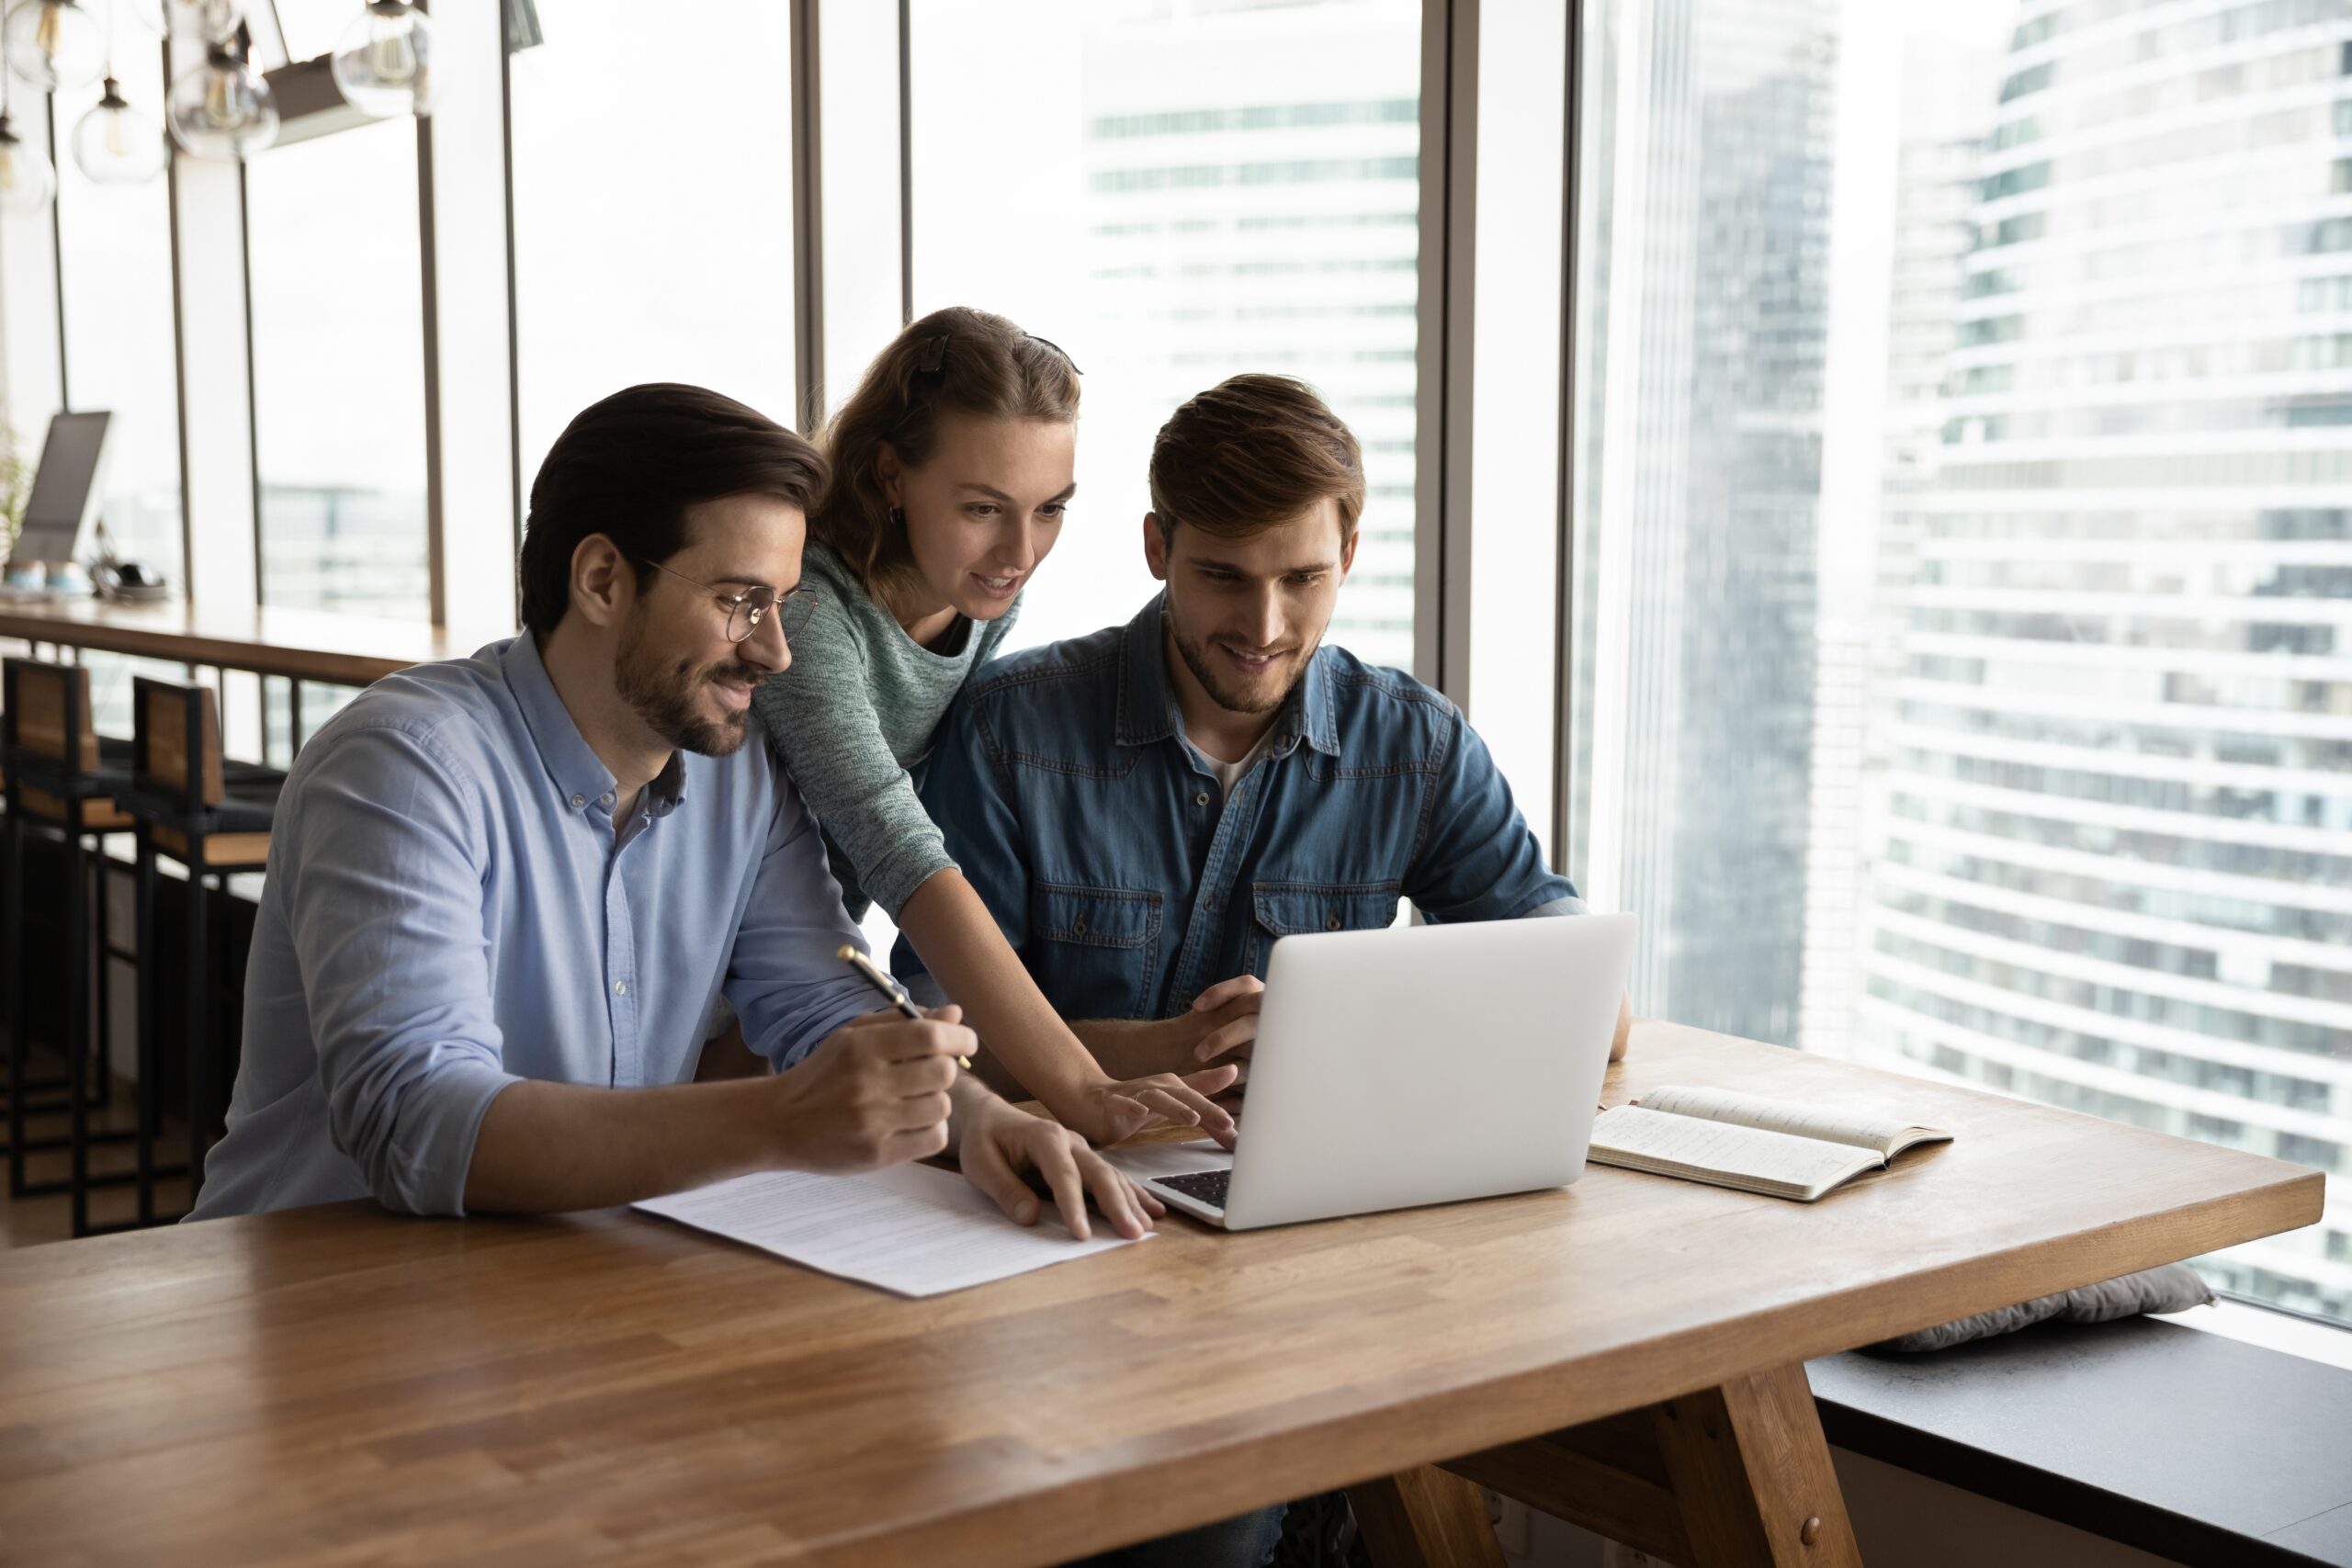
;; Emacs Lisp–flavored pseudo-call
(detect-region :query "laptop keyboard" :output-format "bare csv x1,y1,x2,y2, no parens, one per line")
1152,1168,1230,1211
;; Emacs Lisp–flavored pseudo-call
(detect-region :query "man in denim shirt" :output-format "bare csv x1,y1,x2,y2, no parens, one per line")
903,375,1629,1106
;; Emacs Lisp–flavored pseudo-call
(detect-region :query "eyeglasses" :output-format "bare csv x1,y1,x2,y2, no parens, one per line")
637,558,820,645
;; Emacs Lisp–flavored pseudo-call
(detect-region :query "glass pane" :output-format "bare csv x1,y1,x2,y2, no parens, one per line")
508,0,797,485
54,37,182,593
908,0,1420,668
1571,0,2351,1327
246,117,430,617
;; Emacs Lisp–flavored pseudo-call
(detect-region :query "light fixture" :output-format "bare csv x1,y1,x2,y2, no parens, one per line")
0,109,54,211
4,0,105,92
331,0,433,118
166,38,273,159
73,73,162,182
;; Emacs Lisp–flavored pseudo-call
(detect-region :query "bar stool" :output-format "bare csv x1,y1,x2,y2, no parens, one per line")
123,676,284,1222
2,658,140,1216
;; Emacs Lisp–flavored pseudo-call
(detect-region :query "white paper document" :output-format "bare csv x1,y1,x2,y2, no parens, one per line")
634,1162,1143,1297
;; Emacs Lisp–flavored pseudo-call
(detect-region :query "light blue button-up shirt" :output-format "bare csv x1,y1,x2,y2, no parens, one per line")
191,634,876,1220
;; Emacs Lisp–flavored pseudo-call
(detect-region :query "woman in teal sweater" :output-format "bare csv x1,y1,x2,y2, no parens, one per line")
750,308,1236,1145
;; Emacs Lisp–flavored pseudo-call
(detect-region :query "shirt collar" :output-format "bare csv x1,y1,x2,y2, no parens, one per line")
1114,592,1340,759
501,635,690,819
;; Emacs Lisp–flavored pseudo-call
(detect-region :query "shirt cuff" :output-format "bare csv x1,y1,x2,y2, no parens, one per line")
378,1060,524,1218
862,829,959,920
1521,894,1589,919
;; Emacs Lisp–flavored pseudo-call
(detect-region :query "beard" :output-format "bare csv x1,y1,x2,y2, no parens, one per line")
1168,615,1305,716
615,611,762,757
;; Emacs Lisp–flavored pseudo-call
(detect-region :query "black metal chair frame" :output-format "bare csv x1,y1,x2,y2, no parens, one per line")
1,657,158,1233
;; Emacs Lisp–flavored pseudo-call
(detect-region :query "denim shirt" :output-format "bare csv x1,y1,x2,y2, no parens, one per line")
898,594,1581,1021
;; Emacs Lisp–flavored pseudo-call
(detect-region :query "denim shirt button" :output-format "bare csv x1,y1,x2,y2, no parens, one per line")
1072,917,1087,937
1193,791,1211,807
1326,910,1341,931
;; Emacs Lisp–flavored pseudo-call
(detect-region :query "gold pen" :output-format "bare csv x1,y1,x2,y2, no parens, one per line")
837,945,973,1070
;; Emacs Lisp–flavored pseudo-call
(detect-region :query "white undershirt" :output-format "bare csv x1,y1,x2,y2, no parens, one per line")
1188,726,1280,800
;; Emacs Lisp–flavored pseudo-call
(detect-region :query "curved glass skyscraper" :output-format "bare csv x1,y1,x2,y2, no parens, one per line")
1860,0,2352,1319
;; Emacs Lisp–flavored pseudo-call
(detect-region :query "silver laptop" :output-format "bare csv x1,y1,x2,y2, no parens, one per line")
1136,913,1636,1230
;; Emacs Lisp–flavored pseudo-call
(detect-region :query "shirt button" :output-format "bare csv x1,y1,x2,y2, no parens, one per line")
599,792,614,806
570,794,586,808
613,980,628,996
1194,791,1211,807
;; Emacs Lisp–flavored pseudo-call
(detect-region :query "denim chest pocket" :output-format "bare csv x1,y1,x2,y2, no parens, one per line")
1246,882,1402,975
1031,883,1161,1021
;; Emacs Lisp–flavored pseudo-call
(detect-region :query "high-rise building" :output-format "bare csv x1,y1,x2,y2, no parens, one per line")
1858,0,2352,1320
1573,0,1840,1044
1069,0,1421,671
1800,39,2004,1060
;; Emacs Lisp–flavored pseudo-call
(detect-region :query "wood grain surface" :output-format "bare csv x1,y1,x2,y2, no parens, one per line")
0,1022,2321,1567
0,598,511,688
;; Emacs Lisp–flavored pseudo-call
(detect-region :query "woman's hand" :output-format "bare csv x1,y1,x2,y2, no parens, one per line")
1061,1062,1241,1149
955,1092,1165,1240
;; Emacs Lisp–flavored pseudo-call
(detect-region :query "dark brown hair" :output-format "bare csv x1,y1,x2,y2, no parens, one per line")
518,383,827,637
1148,374,1364,547
811,307,1081,611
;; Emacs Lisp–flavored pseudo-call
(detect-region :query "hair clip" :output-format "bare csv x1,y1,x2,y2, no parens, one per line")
1027,333,1083,376
916,334,950,377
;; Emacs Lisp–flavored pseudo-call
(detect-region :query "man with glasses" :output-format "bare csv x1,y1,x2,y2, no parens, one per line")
191,383,1151,1237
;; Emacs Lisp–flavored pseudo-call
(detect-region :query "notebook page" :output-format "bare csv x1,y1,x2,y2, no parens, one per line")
1636,1084,1940,1156
634,1162,1140,1298
1591,1105,1883,1193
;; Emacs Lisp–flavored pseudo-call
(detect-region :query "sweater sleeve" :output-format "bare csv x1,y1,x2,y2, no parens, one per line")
749,592,956,920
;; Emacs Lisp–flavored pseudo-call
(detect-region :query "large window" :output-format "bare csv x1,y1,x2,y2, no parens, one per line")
245,115,430,617
54,39,181,591
907,0,1420,668
508,0,797,486
1569,0,2352,1325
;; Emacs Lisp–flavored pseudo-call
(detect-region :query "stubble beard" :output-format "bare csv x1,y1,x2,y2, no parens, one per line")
1169,616,1300,717
615,611,760,758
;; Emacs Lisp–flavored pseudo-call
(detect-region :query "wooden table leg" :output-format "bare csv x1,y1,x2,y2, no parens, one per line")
1442,1359,1863,1568
1351,1464,1509,1568
1650,1362,1861,1567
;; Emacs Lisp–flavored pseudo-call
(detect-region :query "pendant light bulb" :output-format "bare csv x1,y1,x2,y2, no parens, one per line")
3,0,105,92
166,39,275,160
73,73,164,183
330,0,434,118
0,110,54,212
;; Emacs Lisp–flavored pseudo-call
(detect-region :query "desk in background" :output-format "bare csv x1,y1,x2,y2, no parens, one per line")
0,1023,2320,1566
0,595,514,761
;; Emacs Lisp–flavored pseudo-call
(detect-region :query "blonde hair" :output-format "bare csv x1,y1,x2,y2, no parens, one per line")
812,307,1081,612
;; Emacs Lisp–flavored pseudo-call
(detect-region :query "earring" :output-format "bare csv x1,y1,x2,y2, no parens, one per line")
888,506,905,529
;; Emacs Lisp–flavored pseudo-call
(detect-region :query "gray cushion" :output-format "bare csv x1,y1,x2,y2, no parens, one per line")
1873,1263,2216,1353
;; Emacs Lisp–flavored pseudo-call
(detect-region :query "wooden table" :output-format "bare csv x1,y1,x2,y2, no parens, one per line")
0,595,509,688
0,1023,2322,1567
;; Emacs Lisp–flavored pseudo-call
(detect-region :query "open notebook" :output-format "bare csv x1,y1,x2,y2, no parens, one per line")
1589,1084,1953,1201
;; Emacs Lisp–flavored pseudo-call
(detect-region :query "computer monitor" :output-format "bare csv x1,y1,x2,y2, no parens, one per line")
12,410,112,566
